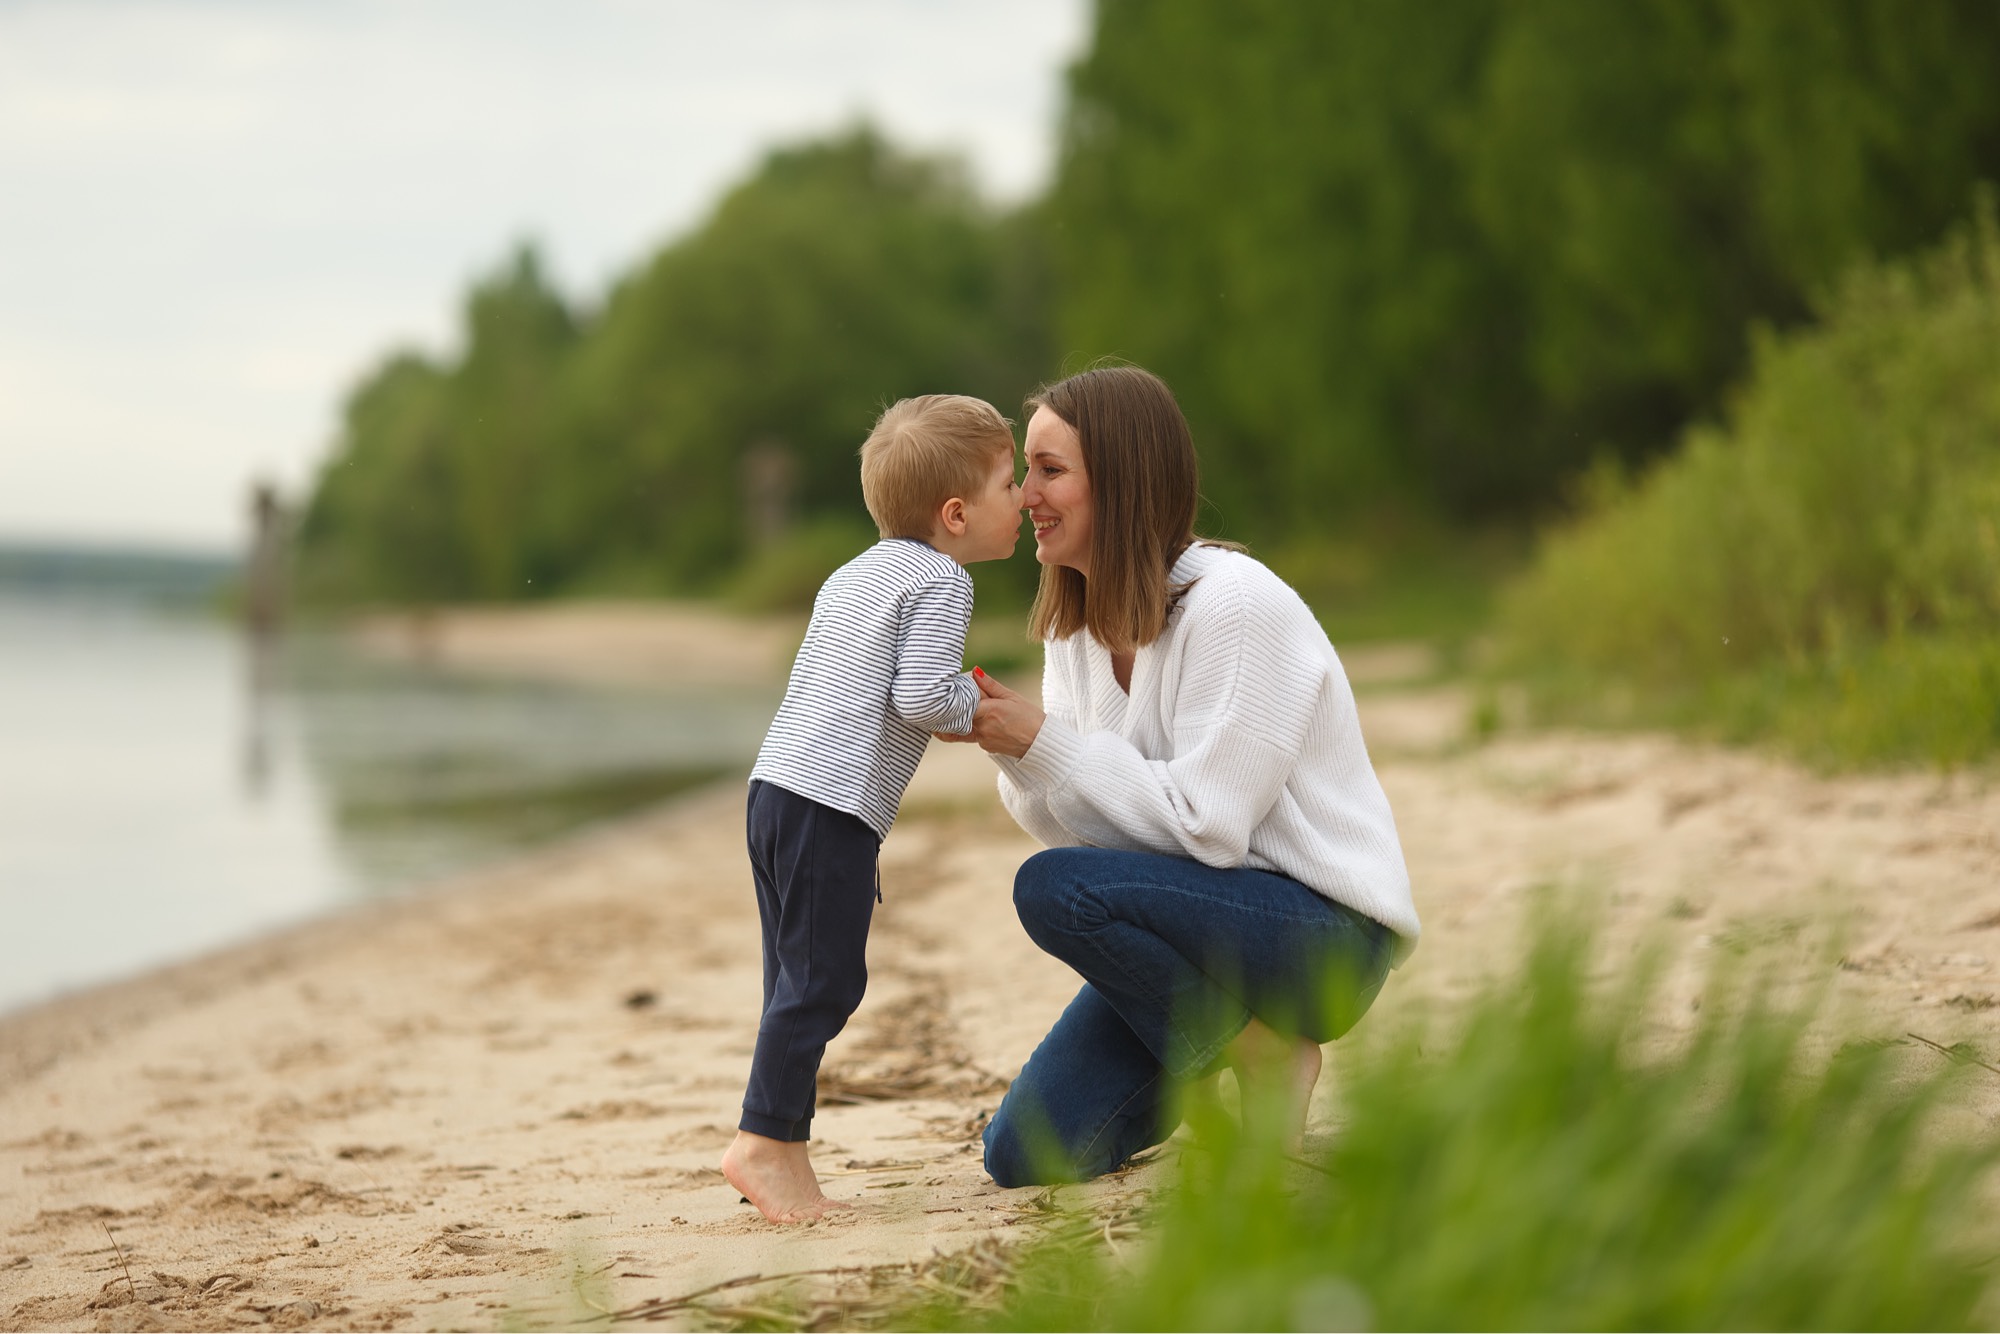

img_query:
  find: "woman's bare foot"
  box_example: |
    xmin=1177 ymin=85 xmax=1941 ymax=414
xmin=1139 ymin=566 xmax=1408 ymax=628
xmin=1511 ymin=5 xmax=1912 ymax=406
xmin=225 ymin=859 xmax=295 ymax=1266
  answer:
xmin=1181 ymin=1071 xmax=1233 ymax=1134
xmin=1224 ymin=1017 xmax=1322 ymax=1155
xmin=720 ymin=1131 xmax=844 ymax=1223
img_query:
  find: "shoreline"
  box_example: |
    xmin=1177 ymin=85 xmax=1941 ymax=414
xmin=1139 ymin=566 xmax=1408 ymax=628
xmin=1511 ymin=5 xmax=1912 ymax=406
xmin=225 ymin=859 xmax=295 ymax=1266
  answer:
xmin=6 ymin=602 xmax=1999 ymax=1330
xmin=0 ymin=771 xmax=761 ymax=1091
xmin=343 ymin=601 xmax=805 ymax=693
xmin=3 ymin=742 xmax=1096 ymax=1332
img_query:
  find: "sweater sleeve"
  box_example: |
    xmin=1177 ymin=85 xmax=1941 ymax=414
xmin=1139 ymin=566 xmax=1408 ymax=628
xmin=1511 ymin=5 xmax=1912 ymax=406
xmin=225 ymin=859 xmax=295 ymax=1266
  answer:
xmin=1006 ymin=579 xmax=1324 ymax=867
xmin=993 ymin=644 xmax=1086 ymax=847
xmin=889 ymin=576 xmax=978 ymax=734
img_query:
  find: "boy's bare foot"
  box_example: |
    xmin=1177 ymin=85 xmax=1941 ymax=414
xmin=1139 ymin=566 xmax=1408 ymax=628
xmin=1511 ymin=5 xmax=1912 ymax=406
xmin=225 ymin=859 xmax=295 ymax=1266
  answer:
xmin=721 ymin=1131 xmax=846 ymax=1223
xmin=1224 ymin=1016 xmax=1322 ymax=1156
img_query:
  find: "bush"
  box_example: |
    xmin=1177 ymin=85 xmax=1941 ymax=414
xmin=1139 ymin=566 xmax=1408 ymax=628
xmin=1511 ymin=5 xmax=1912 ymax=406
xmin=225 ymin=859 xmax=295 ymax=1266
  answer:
xmin=1497 ymin=199 xmax=2000 ymax=767
xmin=909 ymin=920 xmax=1998 ymax=1332
xmin=1263 ymin=518 xmax=1522 ymax=648
xmin=724 ymin=517 xmax=879 ymax=612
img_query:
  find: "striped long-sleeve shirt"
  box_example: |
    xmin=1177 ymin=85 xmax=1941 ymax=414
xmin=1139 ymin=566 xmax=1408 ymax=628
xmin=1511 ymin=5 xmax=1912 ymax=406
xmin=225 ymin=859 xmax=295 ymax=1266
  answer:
xmin=750 ymin=538 xmax=979 ymax=838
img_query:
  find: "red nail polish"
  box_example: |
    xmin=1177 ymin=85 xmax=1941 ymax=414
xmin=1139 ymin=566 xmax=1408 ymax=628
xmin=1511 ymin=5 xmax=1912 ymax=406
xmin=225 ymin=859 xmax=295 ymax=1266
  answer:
xmin=974 ymin=666 xmax=985 ymax=678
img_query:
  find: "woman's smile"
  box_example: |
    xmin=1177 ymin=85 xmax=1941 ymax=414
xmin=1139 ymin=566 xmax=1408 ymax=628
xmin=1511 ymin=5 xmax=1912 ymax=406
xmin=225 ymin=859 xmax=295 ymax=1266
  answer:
xmin=1021 ymin=407 xmax=1092 ymax=574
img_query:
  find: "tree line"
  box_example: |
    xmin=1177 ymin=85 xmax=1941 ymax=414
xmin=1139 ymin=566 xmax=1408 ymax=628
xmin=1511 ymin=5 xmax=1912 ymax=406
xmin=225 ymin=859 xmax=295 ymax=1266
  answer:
xmin=298 ymin=0 xmax=2000 ymax=605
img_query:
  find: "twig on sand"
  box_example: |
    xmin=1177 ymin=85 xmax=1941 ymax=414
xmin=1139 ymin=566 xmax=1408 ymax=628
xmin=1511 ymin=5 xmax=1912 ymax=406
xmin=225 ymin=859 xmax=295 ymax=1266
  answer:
xmin=592 ymin=1265 xmax=870 ymax=1324
xmin=100 ymin=1222 xmax=137 ymax=1300
xmin=1906 ymin=1031 xmax=2000 ymax=1078
xmin=598 ymin=1192 xmax=1144 ymax=1326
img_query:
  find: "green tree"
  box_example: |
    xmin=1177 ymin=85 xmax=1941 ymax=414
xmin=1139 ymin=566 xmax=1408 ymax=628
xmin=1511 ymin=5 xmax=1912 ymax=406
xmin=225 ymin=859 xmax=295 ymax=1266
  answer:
xmin=298 ymin=245 xmax=577 ymax=603
xmin=297 ymin=352 xmax=464 ymax=603
xmin=568 ymin=126 xmax=1047 ymax=588
xmin=1053 ymin=0 xmax=1518 ymax=530
xmin=299 ymin=128 xmax=1050 ymax=604
xmin=1049 ymin=0 xmax=2000 ymax=530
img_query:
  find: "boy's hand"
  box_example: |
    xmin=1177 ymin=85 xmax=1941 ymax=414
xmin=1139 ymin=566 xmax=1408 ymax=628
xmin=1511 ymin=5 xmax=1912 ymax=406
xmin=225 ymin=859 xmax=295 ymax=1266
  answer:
xmin=933 ymin=668 xmax=988 ymax=742
xmin=966 ymin=667 xmax=1045 ymax=759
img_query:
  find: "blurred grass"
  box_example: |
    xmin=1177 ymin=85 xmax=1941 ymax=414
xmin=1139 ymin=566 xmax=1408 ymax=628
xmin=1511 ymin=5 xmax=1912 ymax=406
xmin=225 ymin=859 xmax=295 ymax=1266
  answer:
xmin=875 ymin=916 xmax=2000 ymax=1332
xmin=1266 ymin=520 xmax=1523 ymax=650
xmin=1512 ymin=632 xmax=2000 ymax=770
xmin=1496 ymin=198 xmax=2000 ymax=770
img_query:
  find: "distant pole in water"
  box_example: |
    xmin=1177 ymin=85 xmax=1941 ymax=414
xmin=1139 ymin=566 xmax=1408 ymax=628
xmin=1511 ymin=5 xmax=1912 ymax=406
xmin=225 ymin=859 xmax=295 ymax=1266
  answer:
xmin=245 ymin=480 xmax=289 ymax=642
xmin=242 ymin=479 xmax=291 ymax=800
xmin=742 ymin=440 xmax=795 ymax=548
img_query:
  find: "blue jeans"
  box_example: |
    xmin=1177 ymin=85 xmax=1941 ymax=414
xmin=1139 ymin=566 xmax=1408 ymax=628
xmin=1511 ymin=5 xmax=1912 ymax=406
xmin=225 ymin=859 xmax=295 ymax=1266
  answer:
xmin=983 ymin=846 xmax=1396 ymax=1186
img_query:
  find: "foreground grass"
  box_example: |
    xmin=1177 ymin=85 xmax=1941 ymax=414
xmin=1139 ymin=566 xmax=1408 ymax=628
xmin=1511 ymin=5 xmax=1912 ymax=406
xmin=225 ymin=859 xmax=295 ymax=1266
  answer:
xmin=863 ymin=923 xmax=2000 ymax=1332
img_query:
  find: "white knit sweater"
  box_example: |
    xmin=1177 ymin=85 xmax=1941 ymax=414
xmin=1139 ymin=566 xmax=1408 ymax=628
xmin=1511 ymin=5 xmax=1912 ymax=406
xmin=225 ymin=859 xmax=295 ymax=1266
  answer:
xmin=993 ymin=543 xmax=1419 ymax=956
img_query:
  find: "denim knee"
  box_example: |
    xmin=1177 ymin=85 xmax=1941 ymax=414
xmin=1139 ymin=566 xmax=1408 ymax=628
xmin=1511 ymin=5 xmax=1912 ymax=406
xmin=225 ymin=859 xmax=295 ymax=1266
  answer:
xmin=1012 ymin=847 xmax=1099 ymax=944
xmin=981 ymin=1107 xmax=1041 ymax=1189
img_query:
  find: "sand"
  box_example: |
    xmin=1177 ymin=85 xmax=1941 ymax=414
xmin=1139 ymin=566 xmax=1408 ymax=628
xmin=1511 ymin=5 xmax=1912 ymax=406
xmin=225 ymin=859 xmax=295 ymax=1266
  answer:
xmin=4 ymin=603 xmax=1998 ymax=1331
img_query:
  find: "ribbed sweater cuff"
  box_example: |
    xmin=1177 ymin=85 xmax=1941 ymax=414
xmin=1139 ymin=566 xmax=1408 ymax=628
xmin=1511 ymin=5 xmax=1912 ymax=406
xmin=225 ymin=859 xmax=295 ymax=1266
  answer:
xmin=1013 ymin=715 xmax=1083 ymax=789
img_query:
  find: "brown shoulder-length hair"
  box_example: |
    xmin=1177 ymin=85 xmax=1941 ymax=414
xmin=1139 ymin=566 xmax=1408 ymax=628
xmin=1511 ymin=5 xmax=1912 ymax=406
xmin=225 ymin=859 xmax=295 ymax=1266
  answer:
xmin=1026 ymin=365 xmax=1219 ymax=654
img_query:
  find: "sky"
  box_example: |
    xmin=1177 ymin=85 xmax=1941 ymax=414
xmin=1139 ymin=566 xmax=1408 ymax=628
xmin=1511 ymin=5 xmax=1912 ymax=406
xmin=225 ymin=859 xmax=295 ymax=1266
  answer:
xmin=0 ymin=0 xmax=1090 ymax=553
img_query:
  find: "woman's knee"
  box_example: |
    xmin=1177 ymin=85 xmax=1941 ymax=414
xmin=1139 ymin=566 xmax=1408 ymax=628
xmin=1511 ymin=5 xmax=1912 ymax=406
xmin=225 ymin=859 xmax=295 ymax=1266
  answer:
xmin=981 ymin=1103 xmax=1052 ymax=1189
xmin=1012 ymin=847 xmax=1099 ymax=939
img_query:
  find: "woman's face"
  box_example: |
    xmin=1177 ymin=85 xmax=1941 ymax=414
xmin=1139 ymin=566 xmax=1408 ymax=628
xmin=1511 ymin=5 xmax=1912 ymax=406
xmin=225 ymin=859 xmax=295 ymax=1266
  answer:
xmin=1022 ymin=405 xmax=1093 ymax=576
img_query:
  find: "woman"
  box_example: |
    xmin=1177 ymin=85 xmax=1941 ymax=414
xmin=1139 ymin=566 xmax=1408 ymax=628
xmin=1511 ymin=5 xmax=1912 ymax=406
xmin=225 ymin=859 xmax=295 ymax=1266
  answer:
xmin=959 ymin=365 xmax=1418 ymax=1186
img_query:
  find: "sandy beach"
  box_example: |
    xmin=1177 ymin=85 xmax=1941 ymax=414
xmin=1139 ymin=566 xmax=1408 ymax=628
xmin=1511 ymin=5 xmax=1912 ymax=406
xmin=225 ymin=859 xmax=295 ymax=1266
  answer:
xmin=5 ymin=603 xmax=1999 ymax=1331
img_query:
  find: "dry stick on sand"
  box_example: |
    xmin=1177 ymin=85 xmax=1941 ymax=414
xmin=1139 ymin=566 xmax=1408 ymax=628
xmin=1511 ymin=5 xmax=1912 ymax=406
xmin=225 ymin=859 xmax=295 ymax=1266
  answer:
xmin=1906 ymin=1031 xmax=2000 ymax=1078
xmin=100 ymin=1221 xmax=137 ymax=1301
xmin=598 ymin=1224 xmax=1099 ymax=1326
xmin=652 ymin=1241 xmax=1031 ymax=1329
xmin=592 ymin=1265 xmax=875 ymax=1325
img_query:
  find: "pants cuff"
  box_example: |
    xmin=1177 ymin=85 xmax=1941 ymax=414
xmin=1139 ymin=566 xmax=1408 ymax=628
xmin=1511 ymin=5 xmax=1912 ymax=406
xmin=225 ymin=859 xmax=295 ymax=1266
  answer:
xmin=739 ymin=1108 xmax=811 ymax=1142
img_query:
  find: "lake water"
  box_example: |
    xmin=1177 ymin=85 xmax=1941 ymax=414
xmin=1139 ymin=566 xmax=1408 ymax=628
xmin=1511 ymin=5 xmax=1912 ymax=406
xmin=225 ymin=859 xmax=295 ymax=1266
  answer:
xmin=0 ymin=593 xmax=779 ymax=1017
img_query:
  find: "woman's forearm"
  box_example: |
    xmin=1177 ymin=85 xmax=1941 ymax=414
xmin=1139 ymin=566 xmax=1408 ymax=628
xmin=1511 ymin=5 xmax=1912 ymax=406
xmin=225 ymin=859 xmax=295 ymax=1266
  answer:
xmin=994 ymin=760 xmax=1080 ymax=847
xmin=1010 ymin=718 xmax=1297 ymax=868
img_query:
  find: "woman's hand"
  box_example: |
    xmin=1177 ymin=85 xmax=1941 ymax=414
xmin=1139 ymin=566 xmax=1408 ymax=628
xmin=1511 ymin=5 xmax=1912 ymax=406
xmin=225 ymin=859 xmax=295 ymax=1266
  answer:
xmin=966 ymin=667 xmax=1045 ymax=759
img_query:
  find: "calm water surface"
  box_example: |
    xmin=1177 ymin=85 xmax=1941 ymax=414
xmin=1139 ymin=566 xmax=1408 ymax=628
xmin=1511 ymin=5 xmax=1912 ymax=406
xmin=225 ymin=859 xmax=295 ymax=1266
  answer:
xmin=0 ymin=594 xmax=778 ymax=1016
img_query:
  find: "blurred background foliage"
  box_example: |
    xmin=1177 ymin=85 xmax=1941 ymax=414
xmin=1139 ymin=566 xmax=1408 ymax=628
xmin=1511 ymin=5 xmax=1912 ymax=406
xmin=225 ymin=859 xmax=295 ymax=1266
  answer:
xmin=297 ymin=0 xmax=2000 ymax=758
xmin=1051 ymin=0 xmax=2000 ymax=527
xmin=299 ymin=129 xmax=1052 ymax=608
xmin=1499 ymin=201 xmax=2000 ymax=767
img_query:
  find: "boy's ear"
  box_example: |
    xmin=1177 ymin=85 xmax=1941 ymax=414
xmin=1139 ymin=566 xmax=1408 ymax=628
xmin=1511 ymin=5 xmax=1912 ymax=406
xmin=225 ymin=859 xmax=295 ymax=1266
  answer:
xmin=938 ymin=497 xmax=969 ymax=537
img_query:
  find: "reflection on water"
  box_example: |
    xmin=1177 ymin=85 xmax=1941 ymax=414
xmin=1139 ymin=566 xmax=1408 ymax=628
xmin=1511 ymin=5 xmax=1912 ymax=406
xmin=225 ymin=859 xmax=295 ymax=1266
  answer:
xmin=0 ymin=593 xmax=777 ymax=1015
xmin=276 ymin=638 xmax=770 ymax=891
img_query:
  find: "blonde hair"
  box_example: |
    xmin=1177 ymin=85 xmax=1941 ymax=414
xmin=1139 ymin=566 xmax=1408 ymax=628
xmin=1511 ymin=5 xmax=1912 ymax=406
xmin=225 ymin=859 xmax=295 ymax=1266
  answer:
xmin=1026 ymin=365 xmax=1229 ymax=654
xmin=859 ymin=395 xmax=1015 ymax=540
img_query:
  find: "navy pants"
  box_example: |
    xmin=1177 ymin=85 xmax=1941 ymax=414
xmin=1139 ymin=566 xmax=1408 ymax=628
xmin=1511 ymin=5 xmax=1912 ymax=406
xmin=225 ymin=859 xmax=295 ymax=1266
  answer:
xmin=983 ymin=846 xmax=1396 ymax=1186
xmin=739 ymin=780 xmax=880 ymax=1142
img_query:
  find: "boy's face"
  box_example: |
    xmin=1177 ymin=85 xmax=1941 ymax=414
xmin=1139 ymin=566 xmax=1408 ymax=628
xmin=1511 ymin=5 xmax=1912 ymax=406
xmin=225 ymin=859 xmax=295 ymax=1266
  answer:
xmin=955 ymin=445 xmax=1024 ymax=563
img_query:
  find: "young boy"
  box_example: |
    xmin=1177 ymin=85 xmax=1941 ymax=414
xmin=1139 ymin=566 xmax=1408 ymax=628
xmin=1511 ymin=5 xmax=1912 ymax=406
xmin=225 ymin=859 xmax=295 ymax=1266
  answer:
xmin=720 ymin=394 xmax=1022 ymax=1223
